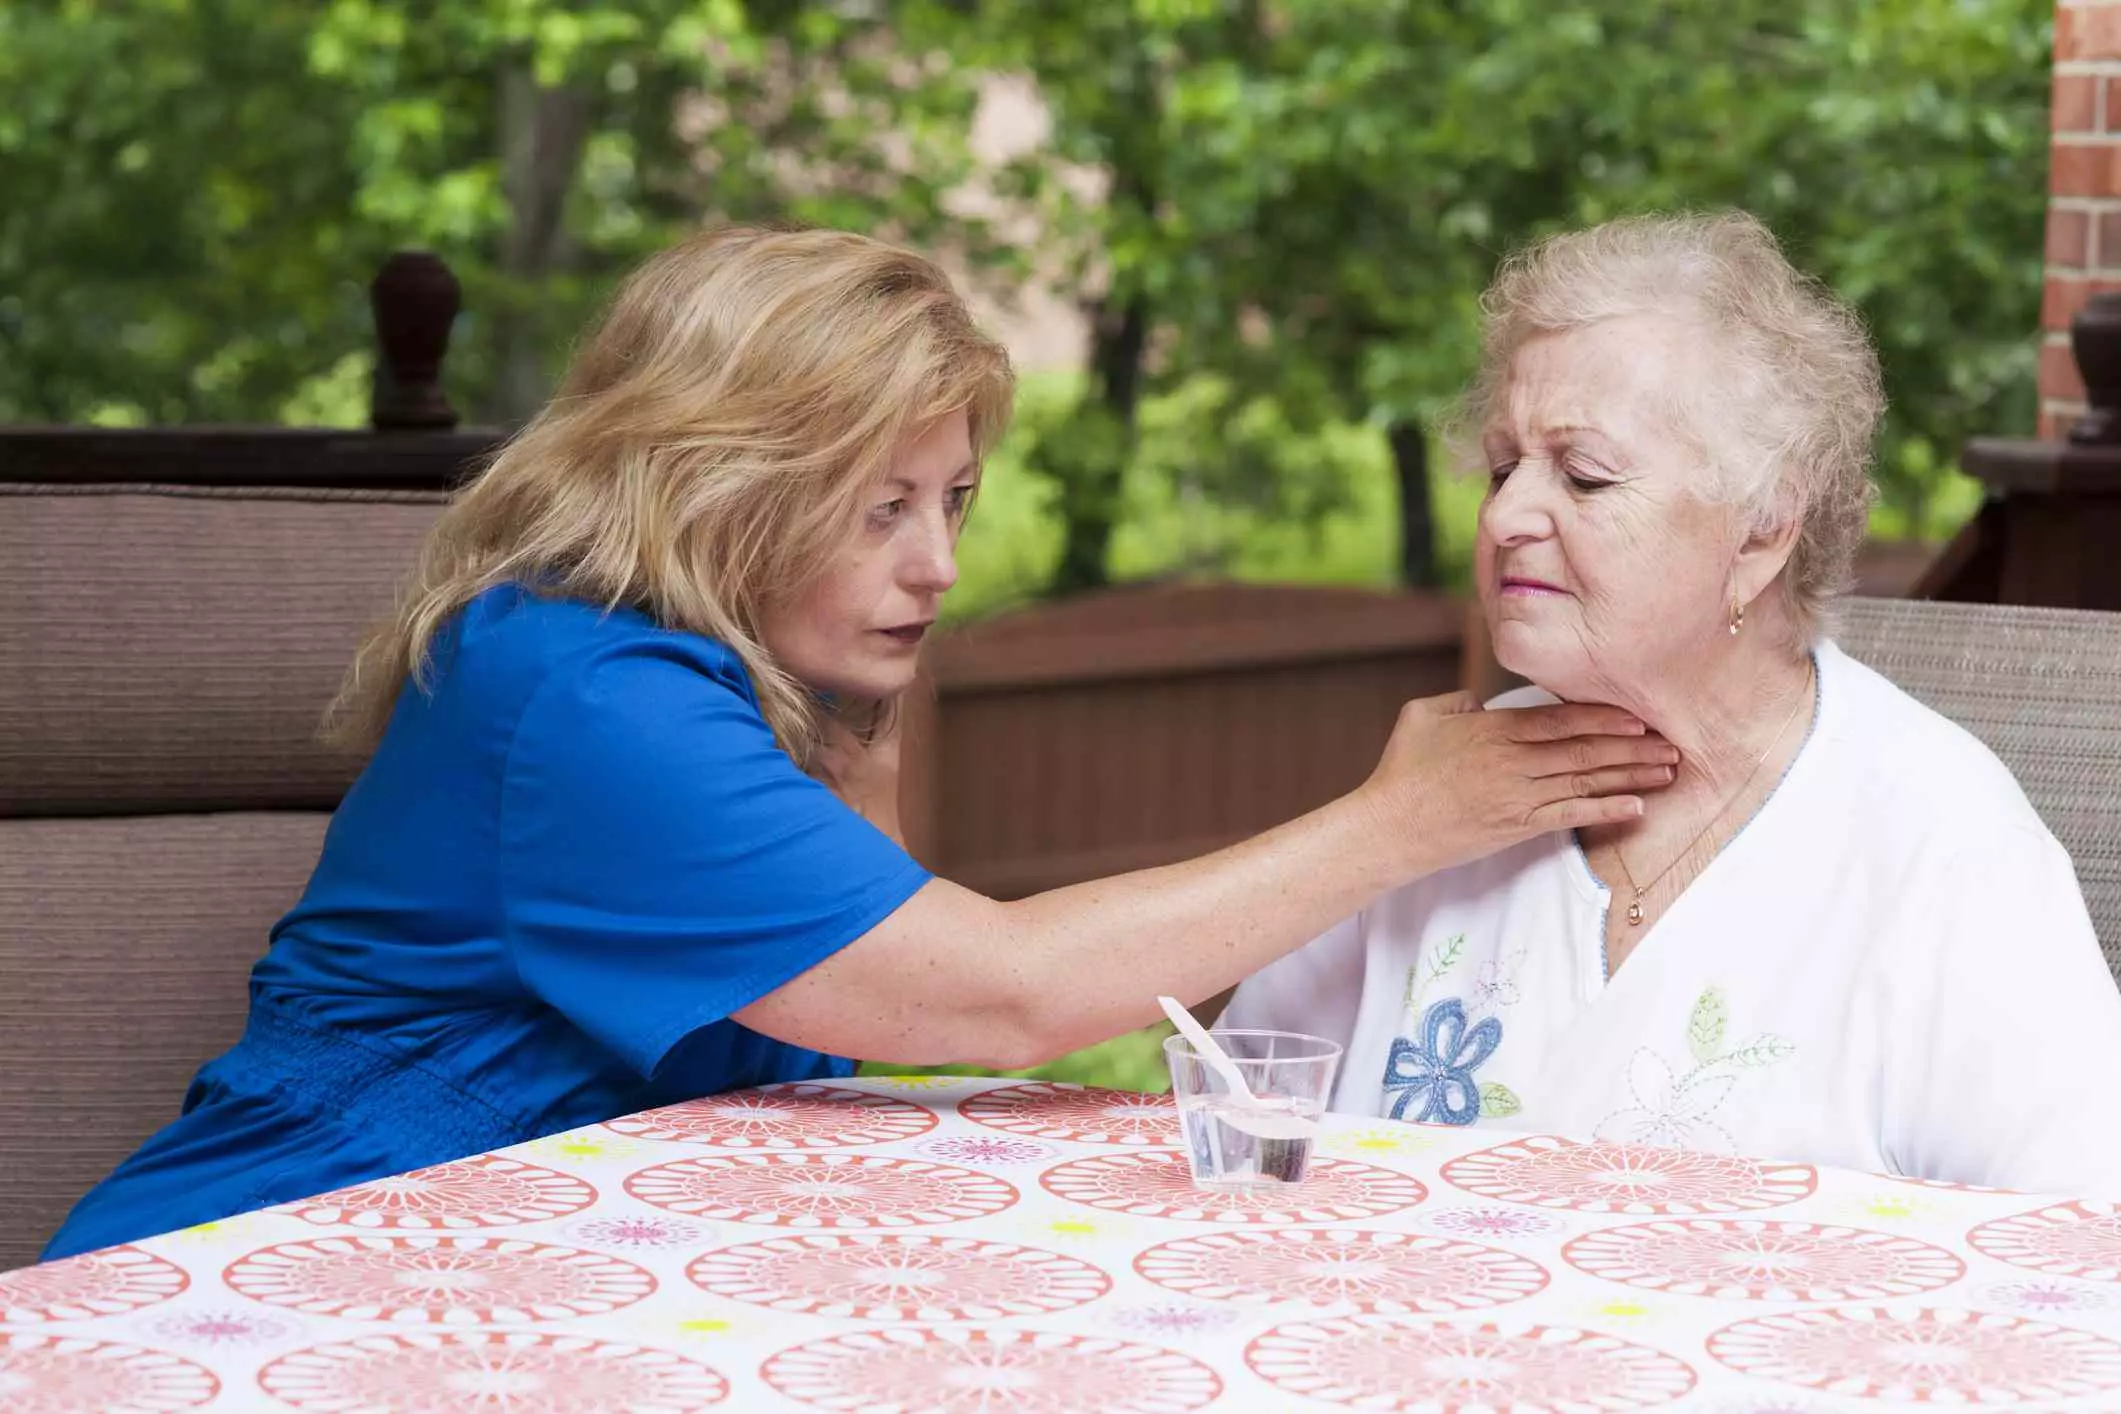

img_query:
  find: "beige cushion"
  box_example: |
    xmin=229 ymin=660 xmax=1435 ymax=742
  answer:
xmin=0 ymin=812 xmax=331 ymax=1269
xmin=0 ymin=485 xmax=442 ymax=814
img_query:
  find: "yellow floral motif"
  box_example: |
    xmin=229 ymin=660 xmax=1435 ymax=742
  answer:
xmin=869 ymin=1074 xmax=962 ymax=1090
xmin=169 ymin=1213 xmax=272 ymax=1246
xmin=1856 ymin=1194 xmax=1929 ymax=1221
xmin=1593 ymin=1299 xmax=1654 ymax=1322
xmin=675 ymin=1318 xmax=734 ymax=1339
xmin=1323 ymin=1126 xmax=1437 ymax=1157
xmin=524 ymin=1133 xmax=645 ymax=1162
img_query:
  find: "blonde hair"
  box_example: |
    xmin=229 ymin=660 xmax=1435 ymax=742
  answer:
xmin=328 ymin=225 xmax=1015 ymax=766
xmin=1457 ymin=210 xmax=1885 ymax=644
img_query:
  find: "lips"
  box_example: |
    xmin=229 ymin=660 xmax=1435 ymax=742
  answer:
xmin=879 ymin=623 xmax=931 ymax=645
xmin=1499 ymin=575 xmax=1568 ymax=596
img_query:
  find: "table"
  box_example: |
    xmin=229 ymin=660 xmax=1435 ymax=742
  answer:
xmin=8 ymin=1076 xmax=2121 ymax=1412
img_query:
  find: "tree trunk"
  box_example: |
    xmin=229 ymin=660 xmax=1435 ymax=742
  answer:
xmin=1388 ymin=417 xmax=1437 ymax=586
xmin=1050 ymin=292 xmax=1150 ymax=595
xmin=482 ymin=64 xmax=594 ymax=427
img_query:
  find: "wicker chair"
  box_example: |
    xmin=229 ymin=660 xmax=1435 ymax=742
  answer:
xmin=1835 ymin=597 xmax=2121 ymax=985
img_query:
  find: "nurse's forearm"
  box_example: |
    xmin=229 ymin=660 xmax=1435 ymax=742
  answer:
xmin=990 ymin=790 xmax=1413 ymax=1061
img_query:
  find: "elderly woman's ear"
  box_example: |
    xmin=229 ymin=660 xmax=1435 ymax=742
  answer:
xmin=1729 ymin=505 xmax=1806 ymax=634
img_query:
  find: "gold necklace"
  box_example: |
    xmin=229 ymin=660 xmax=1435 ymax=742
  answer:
xmin=1612 ymin=661 xmax=1814 ymax=928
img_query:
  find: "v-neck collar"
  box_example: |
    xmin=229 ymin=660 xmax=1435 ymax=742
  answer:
xmin=1565 ymin=643 xmax=1832 ymax=989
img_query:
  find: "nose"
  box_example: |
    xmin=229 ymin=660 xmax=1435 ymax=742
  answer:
xmin=1480 ymin=463 xmax=1559 ymax=548
xmin=902 ymin=509 xmax=959 ymax=595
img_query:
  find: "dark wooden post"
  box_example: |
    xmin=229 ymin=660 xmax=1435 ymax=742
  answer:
xmin=1920 ymin=293 xmax=2121 ymax=610
xmin=369 ymin=252 xmax=462 ymax=431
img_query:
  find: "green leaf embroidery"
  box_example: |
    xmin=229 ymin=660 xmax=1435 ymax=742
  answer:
xmin=1722 ymin=1034 xmax=1796 ymax=1069
xmin=1687 ymin=986 xmax=1728 ymax=1064
xmin=1479 ymin=1082 xmax=1522 ymax=1118
xmin=1404 ymin=935 xmax=1466 ymax=1013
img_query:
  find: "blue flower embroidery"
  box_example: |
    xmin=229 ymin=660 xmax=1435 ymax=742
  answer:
xmin=1383 ymin=998 xmax=1501 ymax=1125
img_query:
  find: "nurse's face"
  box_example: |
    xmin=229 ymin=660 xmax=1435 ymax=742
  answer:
xmin=760 ymin=411 xmax=974 ymax=702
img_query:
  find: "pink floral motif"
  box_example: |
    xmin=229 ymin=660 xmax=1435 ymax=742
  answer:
xmin=1707 ymin=1306 xmax=2121 ymax=1403
xmin=0 ymin=1246 xmax=188 ymax=1323
xmin=0 ymin=1333 xmax=219 ymax=1413
xmin=1443 ymin=1135 xmax=1816 ymax=1215
xmin=1969 ymin=1201 xmax=2121 ymax=1282
xmin=686 ymin=1234 xmax=1111 ymax=1321
xmin=561 ymin=1215 xmax=707 ymax=1250
xmin=1135 ymin=1228 xmax=1548 ymax=1312
xmin=918 ymin=1135 xmax=1059 ymax=1167
xmin=222 ymin=1236 xmax=657 ymax=1324
xmin=1104 ymin=1304 xmax=1245 ymax=1340
xmin=281 ymin=1155 xmax=596 ymax=1230
xmin=960 ymin=1084 xmax=1181 ymax=1147
xmin=255 ymin=1331 xmax=729 ymax=1411
xmin=626 ymin=1152 xmax=1020 ymax=1229
xmin=1983 ymin=1280 xmax=2121 ymax=1315
xmin=1562 ymin=1220 xmax=1966 ymax=1302
xmin=760 ymin=1326 xmax=1221 ymax=1412
xmin=602 ymin=1083 xmax=937 ymax=1149
xmin=1245 ymin=1315 xmax=1697 ymax=1411
xmin=1040 ymin=1150 xmax=1426 ymax=1225
xmin=141 ymin=1310 xmax=295 ymax=1350
xmin=1420 ymin=1206 xmax=1570 ymax=1241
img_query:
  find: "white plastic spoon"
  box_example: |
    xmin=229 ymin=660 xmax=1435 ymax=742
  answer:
xmin=1158 ymin=995 xmax=1320 ymax=1140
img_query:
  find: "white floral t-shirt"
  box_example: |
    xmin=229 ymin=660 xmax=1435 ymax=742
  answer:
xmin=1224 ymin=641 xmax=2121 ymax=1196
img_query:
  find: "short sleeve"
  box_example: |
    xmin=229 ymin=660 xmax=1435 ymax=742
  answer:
xmin=1884 ymin=827 xmax=2121 ymax=1197
xmin=1221 ymin=912 xmax=1370 ymax=1055
xmin=499 ymin=636 xmax=930 ymax=1077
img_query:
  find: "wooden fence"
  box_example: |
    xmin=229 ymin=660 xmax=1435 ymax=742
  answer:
xmin=901 ymin=582 xmax=1471 ymax=895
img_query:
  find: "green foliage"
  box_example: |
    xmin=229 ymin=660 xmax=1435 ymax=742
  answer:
xmin=0 ymin=0 xmax=993 ymax=424
xmin=858 ymin=1023 xmax=1177 ymax=1094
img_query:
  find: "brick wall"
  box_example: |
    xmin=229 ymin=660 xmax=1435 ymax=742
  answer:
xmin=2044 ymin=1 xmax=2121 ymax=437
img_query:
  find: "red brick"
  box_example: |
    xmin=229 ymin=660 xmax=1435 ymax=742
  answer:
xmin=2049 ymin=139 xmax=2121 ymax=197
xmin=2040 ymin=406 xmax=2084 ymax=441
xmin=2057 ymin=72 xmax=2101 ymax=131
xmin=2051 ymin=207 xmax=2093 ymax=266
xmin=2098 ymin=209 xmax=2121 ymax=265
xmin=2058 ymin=4 xmax=2121 ymax=62
xmin=2043 ymin=339 xmax=2089 ymax=401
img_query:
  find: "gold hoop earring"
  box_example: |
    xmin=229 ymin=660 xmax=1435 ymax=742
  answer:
xmin=1730 ymin=595 xmax=1745 ymax=637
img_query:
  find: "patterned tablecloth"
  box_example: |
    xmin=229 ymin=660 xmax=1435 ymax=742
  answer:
xmin=9 ymin=1076 xmax=2121 ymax=1413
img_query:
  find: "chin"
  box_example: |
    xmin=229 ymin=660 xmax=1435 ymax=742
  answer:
xmin=1491 ymin=625 xmax=1593 ymax=701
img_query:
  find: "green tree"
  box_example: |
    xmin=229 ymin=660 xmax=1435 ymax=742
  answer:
xmin=0 ymin=0 xmax=993 ymax=426
xmin=990 ymin=0 xmax=2048 ymax=586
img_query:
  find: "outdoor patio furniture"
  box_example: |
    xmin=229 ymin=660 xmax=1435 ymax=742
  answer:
xmin=1837 ymin=595 xmax=2121 ymax=980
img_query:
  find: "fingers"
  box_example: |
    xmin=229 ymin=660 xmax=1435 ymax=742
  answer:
xmin=1528 ymin=734 xmax=1680 ymax=777
xmin=1525 ymin=794 xmax=1649 ymax=832
xmin=1498 ymin=700 xmax=1648 ymax=741
xmin=1563 ymin=763 xmax=1677 ymax=798
xmin=1402 ymin=690 xmax=1481 ymax=719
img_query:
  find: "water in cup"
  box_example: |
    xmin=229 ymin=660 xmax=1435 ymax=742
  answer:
xmin=1177 ymin=1091 xmax=1323 ymax=1189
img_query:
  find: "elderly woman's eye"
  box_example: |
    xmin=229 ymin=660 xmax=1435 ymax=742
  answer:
xmin=1487 ymin=462 xmax=1517 ymax=485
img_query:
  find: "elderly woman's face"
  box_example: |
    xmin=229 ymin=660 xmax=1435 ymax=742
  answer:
xmin=1475 ymin=316 xmax=1745 ymax=705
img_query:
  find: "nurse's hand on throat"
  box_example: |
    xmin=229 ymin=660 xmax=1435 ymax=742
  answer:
xmin=816 ymin=708 xmax=904 ymax=846
xmin=1358 ymin=691 xmax=1679 ymax=880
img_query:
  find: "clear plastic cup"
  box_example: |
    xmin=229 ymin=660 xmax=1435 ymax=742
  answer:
xmin=1163 ymin=1029 xmax=1342 ymax=1191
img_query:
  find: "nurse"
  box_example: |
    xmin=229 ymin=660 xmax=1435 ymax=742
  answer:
xmin=43 ymin=226 xmax=1674 ymax=1259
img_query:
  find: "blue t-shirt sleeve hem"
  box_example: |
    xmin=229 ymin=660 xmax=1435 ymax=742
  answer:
xmin=638 ymin=855 xmax=934 ymax=1079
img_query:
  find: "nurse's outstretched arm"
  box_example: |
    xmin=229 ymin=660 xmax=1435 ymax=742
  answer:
xmin=734 ymin=693 xmax=1674 ymax=1068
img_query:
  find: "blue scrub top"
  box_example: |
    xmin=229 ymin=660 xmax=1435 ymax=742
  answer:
xmin=44 ymin=584 xmax=929 ymax=1260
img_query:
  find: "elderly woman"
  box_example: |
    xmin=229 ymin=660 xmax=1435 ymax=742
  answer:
xmin=1225 ymin=211 xmax=2121 ymax=1194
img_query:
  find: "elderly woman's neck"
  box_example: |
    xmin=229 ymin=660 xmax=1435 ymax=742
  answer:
xmin=1624 ymin=636 xmax=1815 ymax=799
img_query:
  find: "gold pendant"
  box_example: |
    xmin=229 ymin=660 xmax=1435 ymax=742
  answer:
xmin=1626 ymin=897 xmax=1646 ymax=927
